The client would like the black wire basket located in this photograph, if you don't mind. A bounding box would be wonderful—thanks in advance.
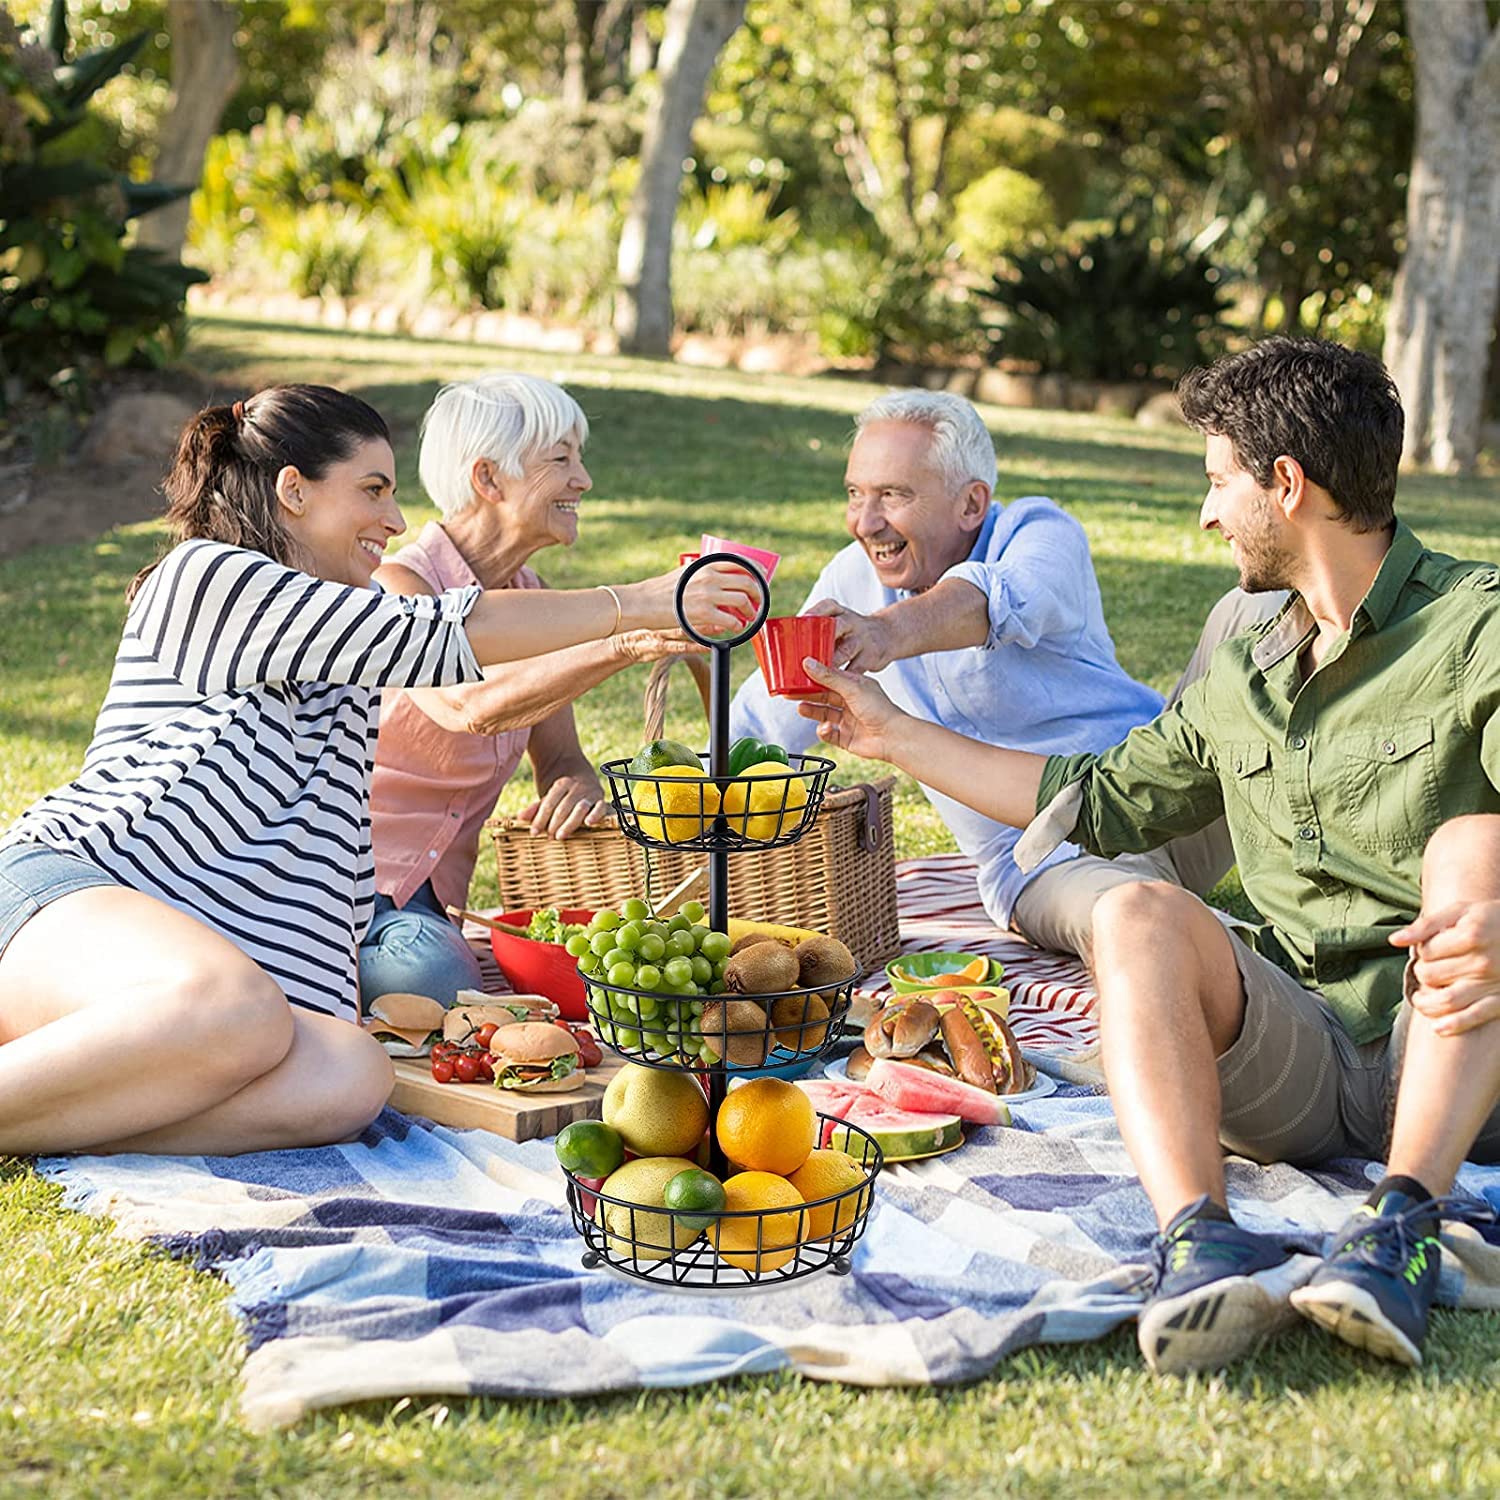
[598,753,837,852]
[580,971,857,1071]
[562,1112,883,1287]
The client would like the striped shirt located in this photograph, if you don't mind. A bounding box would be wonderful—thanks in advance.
[2,539,484,1022]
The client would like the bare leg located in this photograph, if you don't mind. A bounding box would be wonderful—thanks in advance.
[1386,815,1500,1193]
[0,885,390,1156]
[1092,881,1248,1225]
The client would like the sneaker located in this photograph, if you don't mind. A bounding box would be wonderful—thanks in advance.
[1137,1196,1306,1375]
[1291,1189,1464,1366]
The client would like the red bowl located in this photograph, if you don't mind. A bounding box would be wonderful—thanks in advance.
[752,614,836,698]
[490,908,595,1020]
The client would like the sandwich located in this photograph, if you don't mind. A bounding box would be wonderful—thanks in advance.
[362,992,447,1058]
[851,991,1034,1093]
[488,1022,583,1093]
[445,991,558,1045]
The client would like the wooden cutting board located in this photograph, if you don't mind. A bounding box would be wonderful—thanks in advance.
[388,1054,626,1142]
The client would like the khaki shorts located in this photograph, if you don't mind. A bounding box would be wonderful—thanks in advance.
[1218,934,1500,1166]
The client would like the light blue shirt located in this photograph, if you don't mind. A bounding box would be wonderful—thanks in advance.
[729,496,1165,927]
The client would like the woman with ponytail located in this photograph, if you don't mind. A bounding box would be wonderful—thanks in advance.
[0,385,755,1156]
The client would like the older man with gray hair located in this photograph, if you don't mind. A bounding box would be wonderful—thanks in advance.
[731,389,1281,965]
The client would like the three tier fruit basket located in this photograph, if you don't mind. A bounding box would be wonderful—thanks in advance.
[558,555,883,1288]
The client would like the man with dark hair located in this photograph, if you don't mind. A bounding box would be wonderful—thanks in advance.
[798,337,1500,1377]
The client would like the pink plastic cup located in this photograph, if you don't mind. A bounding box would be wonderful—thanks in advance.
[699,535,780,583]
[752,614,836,698]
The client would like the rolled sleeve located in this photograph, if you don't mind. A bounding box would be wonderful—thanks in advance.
[1018,690,1225,868]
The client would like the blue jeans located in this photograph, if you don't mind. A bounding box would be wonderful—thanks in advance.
[358,881,483,1008]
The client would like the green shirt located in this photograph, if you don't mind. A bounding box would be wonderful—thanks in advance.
[1027,524,1500,1043]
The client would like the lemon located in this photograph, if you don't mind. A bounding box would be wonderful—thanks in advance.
[633,764,719,842]
[722,760,808,841]
[710,1171,806,1273]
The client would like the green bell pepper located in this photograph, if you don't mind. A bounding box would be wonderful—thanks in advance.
[727,736,790,776]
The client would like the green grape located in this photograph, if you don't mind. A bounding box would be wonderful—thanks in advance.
[610,994,637,1021]
[698,1042,718,1066]
[621,897,650,921]
[680,899,706,924]
[667,930,696,958]
[592,909,622,932]
[710,979,727,995]
[688,1000,705,1017]
[637,932,666,963]
[588,993,611,1019]
[688,925,711,949]
[614,1025,643,1050]
[635,963,662,990]
[602,948,631,972]
[699,930,730,963]
[607,961,636,988]
[712,959,726,980]
[690,955,713,984]
[663,956,693,987]
[589,930,616,957]
[667,915,692,934]
[564,932,592,958]
[578,950,602,975]
[642,1027,671,1054]
[615,923,642,952]
[637,994,660,1021]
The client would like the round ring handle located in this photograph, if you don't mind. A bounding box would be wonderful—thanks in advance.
[674,551,771,650]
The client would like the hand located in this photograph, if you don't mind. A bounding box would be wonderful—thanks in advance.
[806,598,900,674]
[1391,900,1500,1036]
[521,773,615,840]
[795,656,907,763]
[629,562,762,639]
[615,627,709,666]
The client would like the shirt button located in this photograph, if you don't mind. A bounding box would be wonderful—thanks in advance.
[1298,826,1316,841]
[1383,740,1396,755]
[1291,735,1306,750]
[428,849,439,859]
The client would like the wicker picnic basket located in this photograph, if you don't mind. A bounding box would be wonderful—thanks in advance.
[486,657,902,971]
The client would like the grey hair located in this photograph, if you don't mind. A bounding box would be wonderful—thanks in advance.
[854,389,997,495]
[418,372,589,519]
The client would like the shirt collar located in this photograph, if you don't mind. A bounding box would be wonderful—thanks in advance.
[1249,520,1422,672]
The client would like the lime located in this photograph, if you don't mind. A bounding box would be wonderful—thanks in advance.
[554,1120,626,1178]
[663,1167,727,1232]
[630,738,703,774]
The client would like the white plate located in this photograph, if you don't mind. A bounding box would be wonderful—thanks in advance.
[822,1055,1058,1104]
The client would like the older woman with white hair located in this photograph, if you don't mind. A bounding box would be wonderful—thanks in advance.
[360,372,698,1006]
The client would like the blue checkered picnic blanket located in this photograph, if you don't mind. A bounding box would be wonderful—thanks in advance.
[37,1079,1500,1430]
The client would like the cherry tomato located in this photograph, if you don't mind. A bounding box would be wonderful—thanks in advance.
[475,1054,495,1084]
[576,1035,603,1068]
[431,1041,457,1063]
[453,1052,481,1084]
[474,1023,499,1049]
[431,1058,455,1084]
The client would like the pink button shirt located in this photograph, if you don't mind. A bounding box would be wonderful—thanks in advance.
[371,523,540,912]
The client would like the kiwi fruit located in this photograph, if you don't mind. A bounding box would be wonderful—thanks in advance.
[793,934,856,989]
[698,999,769,1066]
[729,932,794,956]
[722,939,800,995]
[769,992,830,1051]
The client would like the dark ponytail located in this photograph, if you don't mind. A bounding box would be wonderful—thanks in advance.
[128,384,391,600]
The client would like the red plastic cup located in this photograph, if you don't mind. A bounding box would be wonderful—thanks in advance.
[700,535,780,582]
[677,551,701,566]
[752,614,836,698]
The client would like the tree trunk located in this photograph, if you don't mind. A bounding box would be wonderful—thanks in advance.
[1383,0,1500,473]
[613,0,744,356]
[134,0,240,260]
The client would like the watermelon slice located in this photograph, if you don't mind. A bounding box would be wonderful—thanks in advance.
[797,1077,967,1162]
[866,1057,1011,1126]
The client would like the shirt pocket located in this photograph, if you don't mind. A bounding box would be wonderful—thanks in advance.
[1224,739,1277,846]
[1333,717,1440,853]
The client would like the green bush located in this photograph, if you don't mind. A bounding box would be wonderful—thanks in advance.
[0,2,204,397]
[951,166,1057,270]
[497,191,618,326]
[980,217,1230,381]
[260,201,372,300]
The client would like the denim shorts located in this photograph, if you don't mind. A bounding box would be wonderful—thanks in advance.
[0,842,120,962]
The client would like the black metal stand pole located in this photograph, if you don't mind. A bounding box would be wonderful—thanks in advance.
[705,638,733,1179]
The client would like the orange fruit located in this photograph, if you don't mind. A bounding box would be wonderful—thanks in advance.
[710,1171,806,1272]
[716,1077,816,1176]
[786,1150,869,1242]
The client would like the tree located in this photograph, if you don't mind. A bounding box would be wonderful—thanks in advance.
[1382,0,1500,473]
[614,0,743,355]
[133,0,238,259]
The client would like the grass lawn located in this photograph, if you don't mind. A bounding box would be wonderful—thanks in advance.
[1,314,1498,1497]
